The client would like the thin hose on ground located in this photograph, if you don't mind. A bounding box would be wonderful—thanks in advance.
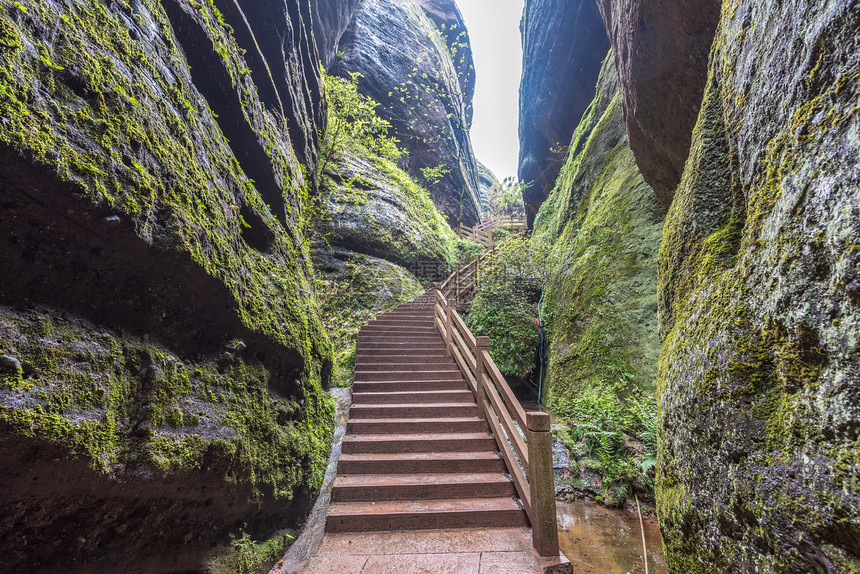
[635,494,649,574]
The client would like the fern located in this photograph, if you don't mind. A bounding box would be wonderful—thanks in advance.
[640,454,657,476]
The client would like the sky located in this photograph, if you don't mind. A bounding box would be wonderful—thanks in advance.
[457,0,525,182]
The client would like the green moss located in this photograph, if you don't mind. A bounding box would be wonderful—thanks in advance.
[0,0,335,505]
[656,1,860,569]
[0,13,23,52]
[508,52,666,505]
[535,54,664,413]
[0,310,335,497]
[319,148,460,272]
[207,529,296,574]
[0,0,328,359]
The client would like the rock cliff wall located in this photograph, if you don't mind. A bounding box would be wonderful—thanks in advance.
[414,0,476,126]
[330,0,482,225]
[596,0,719,206]
[0,0,481,570]
[0,0,332,570]
[518,0,609,227]
[533,53,665,505]
[534,55,664,402]
[523,0,859,569]
[477,162,499,214]
[311,0,360,68]
[657,1,859,570]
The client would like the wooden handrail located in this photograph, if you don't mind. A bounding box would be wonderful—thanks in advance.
[437,247,494,306]
[458,215,527,247]
[433,280,559,557]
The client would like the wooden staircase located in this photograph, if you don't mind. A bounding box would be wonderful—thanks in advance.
[326,292,528,532]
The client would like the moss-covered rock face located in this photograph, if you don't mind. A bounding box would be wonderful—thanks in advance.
[536,54,665,420]
[0,0,333,570]
[657,0,860,570]
[319,148,460,274]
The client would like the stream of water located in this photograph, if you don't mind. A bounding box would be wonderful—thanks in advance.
[556,500,667,574]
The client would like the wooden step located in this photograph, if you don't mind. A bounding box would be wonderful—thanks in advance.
[341,432,496,453]
[331,473,515,502]
[348,403,478,418]
[360,332,438,339]
[371,318,435,325]
[352,380,466,392]
[358,333,442,341]
[367,324,436,331]
[354,357,455,368]
[346,417,489,434]
[337,452,505,474]
[352,390,474,404]
[371,315,435,321]
[356,342,447,351]
[357,348,449,357]
[326,497,527,532]
[353,369,463,382]
[360,330,438,338]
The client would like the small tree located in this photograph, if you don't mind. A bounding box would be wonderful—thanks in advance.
[320,70,403,175]
[489,177,529,218]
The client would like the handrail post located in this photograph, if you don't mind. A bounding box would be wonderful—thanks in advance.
[474,254,479,290]
[455,264,460,303]
[526,411,559,557]
[474,337,490,419]
[445,306,454,355]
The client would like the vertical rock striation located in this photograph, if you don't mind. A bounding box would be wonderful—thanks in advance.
[311,0,360,69]
[657,0,860,570]
[518,0,609,227]
[595,0,720,206]
[414,0,476,126]
[477,162,499,214]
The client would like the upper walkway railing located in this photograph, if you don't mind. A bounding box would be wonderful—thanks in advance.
[458,215,526,248]
[437,246,493,307]
[432,260,559,557]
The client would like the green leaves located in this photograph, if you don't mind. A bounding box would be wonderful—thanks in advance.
[320,69,403,169]
[488,176,530,218]
[468,235,549,377]
[419,164,450,186]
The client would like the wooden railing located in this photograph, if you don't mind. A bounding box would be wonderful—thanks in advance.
[436,247,493,306]
[458,215,526,248]
[432,287,559,557]
[458,222,494,247]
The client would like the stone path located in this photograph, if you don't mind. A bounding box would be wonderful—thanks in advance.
[302,527,569,573]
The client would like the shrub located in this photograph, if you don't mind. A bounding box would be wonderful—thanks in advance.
[467,235,549,377]
[551,384,659,502]
[455,237,483,264]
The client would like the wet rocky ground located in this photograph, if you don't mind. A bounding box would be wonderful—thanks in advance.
[557,500,666,574]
